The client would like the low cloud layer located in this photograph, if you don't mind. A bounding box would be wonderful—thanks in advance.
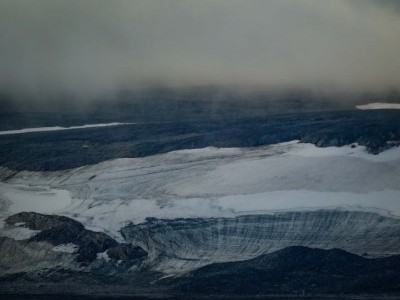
[0,0,400,101]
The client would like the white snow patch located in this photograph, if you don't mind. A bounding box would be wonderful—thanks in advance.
[0,122,135,136]
[0,219,41,240]
[96,250,110,262]
[14,222,26,227]
[356,102,400,110]
[52,243,79,253]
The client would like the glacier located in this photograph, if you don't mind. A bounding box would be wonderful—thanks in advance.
[1,141,399,229]
[122,211,400,274]
[0,140,399,296]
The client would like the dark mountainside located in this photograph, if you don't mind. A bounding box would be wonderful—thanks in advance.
[0,108,399,171]
[0,87,378,127]
[1,89,400,171]
[5,212,148,264]
[168,246,400,296]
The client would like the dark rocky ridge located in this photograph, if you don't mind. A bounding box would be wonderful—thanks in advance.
[5,212,147,263]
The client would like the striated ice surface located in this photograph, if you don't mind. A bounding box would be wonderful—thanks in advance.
[122,211,400,274]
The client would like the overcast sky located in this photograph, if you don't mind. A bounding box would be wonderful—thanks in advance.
[0,0,400,101]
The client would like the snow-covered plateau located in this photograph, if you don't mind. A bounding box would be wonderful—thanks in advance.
[2,141,399,222]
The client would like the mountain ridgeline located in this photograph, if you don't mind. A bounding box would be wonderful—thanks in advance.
[0,109,399,171]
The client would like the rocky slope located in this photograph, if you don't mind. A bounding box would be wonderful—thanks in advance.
[1,212,147,276]
[168,246,400,296]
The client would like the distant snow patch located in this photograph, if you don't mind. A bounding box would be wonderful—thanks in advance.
[0,122,135,136]
[356,102,400,110]
[14,222,26,227]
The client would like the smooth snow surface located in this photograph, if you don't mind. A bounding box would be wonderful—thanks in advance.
[0,142,399,239]
[0,122,134,135]
[356,102,400,110]
[0,182,72,215]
